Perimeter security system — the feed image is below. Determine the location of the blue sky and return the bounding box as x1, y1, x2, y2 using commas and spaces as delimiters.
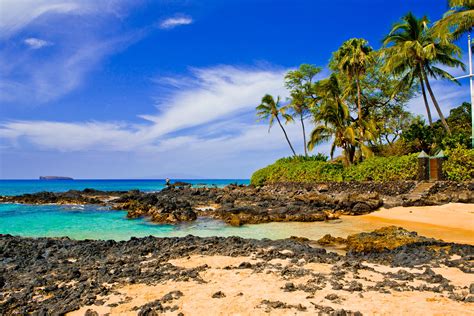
0, 0, 471, 179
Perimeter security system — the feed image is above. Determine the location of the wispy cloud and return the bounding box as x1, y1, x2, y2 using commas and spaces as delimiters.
0, 65, 295, 154
0, 0, 142, 105
24, 37, 52, 49
159, 16, 193, 29
0, 0, 81, 38
0, 0, 132, 38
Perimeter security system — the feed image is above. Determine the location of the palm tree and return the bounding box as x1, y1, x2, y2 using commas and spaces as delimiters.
434, 0, 474, 40
308, 74, 371, 165
285, 64, 321, 156
256, 94, 297, 156
288, 91, 311, 156
382, 12, 465, 133
331, 38, 373, 126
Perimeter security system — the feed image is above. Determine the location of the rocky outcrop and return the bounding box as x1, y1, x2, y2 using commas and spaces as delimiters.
0, 189, 121, 205
1, 181, 472, 225
113, 192, 197, 223
318, 226, 436, 254
402, 181, 474, 206
1, 231, 473, 314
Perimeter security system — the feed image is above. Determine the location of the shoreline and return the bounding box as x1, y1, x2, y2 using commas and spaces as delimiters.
2, 228, 473, 315
1, 181, 472, 227
1, 203, 473, 245
364, 203, 474, 231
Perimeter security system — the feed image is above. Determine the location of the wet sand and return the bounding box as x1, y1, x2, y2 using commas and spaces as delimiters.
360, 203, 474, 245
232, 203, 474, 245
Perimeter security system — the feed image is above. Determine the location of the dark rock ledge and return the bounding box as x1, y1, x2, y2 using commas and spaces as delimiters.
0, 181, 472, 225
0, 227, 473, 314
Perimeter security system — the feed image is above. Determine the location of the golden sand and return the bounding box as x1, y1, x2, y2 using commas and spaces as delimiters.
70, 254, 474, 316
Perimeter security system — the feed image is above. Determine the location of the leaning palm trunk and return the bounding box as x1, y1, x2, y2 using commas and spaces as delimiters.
300, 113, 308, 157
419, 73, 433, 126
421, 68, 451, 134
276, 115, 297, 156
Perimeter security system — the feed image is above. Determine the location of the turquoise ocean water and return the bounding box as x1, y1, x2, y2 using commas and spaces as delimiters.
1, 179, 284, 241
0, 180, 407, 242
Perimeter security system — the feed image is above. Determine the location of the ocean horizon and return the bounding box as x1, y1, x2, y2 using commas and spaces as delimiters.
0, 179, 250, 196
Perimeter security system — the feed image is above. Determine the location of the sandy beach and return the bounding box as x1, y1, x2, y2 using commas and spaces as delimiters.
69, 253, 474, 315
225, 203, 474, 245
359, 203, 474, 245
3, 203, 474, 315
65, 204, 474, 315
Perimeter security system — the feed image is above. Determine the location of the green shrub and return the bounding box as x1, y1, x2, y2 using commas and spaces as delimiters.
250, 149, 472, 186
251, 154, 418, 185
250, 165, 274, 187
443, 146, 474, 181
250, 160, 343, 186
276, 153, 329, 163
343, 154, 418, 181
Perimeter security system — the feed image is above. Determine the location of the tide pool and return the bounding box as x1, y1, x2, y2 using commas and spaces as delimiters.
2, 203, 471, 243
0, 203, 272, 241
0, 203, 369, 241
0, 203, 386, 242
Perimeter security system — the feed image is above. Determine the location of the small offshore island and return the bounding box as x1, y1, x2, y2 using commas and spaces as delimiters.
39, 176, 74, 180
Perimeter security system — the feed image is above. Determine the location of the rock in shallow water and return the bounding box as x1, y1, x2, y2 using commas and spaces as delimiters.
1, 181, 472, 225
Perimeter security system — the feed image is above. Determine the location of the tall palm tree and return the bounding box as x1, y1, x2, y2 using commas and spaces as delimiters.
434, 0, 474, 40
288, 91, 310, 156
285, 64, 321, 156
382, 12, 465, 133
383, 50, 434, 126
331, 38, 373, 126
256, 94, 297, 157
308, 74, 371, 165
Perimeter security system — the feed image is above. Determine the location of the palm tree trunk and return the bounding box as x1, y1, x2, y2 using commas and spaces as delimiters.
356, 77, 362, 125
300, 113, 308, 157
356, 76, 365, 162
422, 68, 451, 134
276, 115, 297, 156
418, 73, 433, 126
344, 145, 356, 166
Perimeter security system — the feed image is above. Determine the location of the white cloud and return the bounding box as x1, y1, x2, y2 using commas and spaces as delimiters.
0, 65, 303, 156
140, 66, 288, 139
0, 64, 341, 177
1, 36, 133, 104
0, 0, 134, 37
24, 37, 51, 49
0, 0, 80, 38
0, 0, 141, 104
159, 16, 193, 29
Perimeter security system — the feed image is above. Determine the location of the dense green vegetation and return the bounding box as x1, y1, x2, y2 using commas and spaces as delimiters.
251, 155, 415, 186
252, 1, 473, 184
443, 145, 474, 181
251, 148, 473, 186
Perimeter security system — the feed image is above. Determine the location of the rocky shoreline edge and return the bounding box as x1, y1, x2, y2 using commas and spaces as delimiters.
1, 227, 473, 315
1, 181, 473, 226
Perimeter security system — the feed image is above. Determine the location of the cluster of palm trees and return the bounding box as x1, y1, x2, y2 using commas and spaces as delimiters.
256, 1, 473, 166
